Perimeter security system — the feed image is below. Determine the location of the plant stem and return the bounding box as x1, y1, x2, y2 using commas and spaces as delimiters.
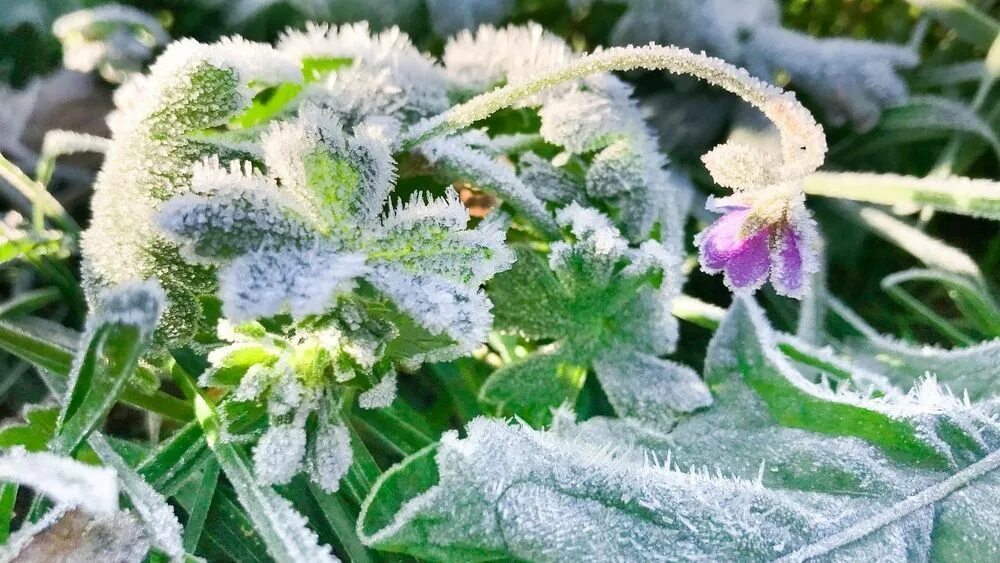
0, 153, 79, 235
777, 445, 1000, 562
803, 172, 1000, 221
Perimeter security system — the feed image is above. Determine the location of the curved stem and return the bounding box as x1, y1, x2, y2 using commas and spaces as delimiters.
404, 44, 826, 182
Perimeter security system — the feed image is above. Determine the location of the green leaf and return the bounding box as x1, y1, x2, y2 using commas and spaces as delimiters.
174, 477, 272, 563
307, 481, 376, 563
878, 97, 1000, 158
479, 343, 587, 426
182, 458, 220, 553
829, 297, 1000, 401
358, 418, 928, 561
708, 298, 975, 468
880, 269, 1000, 337
338, 423, 382, 509
906, 0, 999, 47
136, 422, 211, 497
0, 288, 60, 319
50, 282, 165, 456
488, 245, 573, 340
0, 483, 16, 543
351, 400, 437, 458
0, 404, 58, 451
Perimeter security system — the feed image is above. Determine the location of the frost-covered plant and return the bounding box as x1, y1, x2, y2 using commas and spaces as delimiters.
53, 4, 169, 82
3, 3, 1000, 562
482, 203, 703, 425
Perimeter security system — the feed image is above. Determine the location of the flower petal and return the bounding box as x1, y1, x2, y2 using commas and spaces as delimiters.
697, 208, 752, 271
722, 228, 771, 291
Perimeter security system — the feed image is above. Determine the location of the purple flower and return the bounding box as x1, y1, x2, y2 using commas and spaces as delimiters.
695, 198, 817, 298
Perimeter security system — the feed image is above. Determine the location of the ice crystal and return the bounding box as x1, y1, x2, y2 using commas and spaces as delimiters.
358, 369, 398, 409
53, 4, 169, 82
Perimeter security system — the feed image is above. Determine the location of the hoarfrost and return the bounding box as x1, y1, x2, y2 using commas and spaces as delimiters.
0, 447, 118, 515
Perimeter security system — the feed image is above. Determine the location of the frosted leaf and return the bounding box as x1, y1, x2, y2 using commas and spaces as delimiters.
359, 417, 928, 561
442, 23, 572, 95
88, 433, 185, 559
369, 190, 514, 286
708, 297, 1000, 467
479, 343, 586, 425
253, 423, 308, 486
538, 90, 643, 153
157, 159, 317, 264
219, 247, 367, 322
359, 369, 398, 409
0, 447, 118, 514
488, 246, 575, 341
279, 22, 448, 121
53, 4, 168, 81
82, 35, 300, 340
516, 152, 578, 204
368, 266, 493, 357
306, 418, 353, 492
584, 140, 647, 198
593, 348, 712, 425
829, 297, 1000, 401
426, 0, 515, 37
260, 107, 396, 230
550, 203, 630, 287
419, 134, 558, 234
485, 216, 681, 422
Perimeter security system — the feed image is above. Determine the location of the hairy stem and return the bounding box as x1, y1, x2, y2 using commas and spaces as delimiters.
405, 44, 826, 182
804, 172, 1000, 221
777, 446, 1000, 562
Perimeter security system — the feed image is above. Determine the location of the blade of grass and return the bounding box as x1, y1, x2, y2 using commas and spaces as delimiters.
351, 401, 436, 457
0, 153, 78, 235
0, 288, 60, 319
182, 458, 220, 554
0, 317, 192, 421
907, 0, 999, 47
308, 482, 375, 563
803, 172, 1000, 221
0, 483, 16, 543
